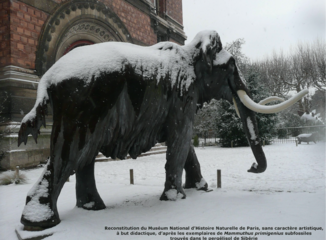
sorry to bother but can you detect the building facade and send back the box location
[0,0,186,170]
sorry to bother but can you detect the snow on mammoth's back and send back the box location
[41,41,195,90]
[28,41,197,120]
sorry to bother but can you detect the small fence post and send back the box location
[295,140,298,147]
[15,166,19,178]
[217,169,221,188]
[263,139,265,147]
[130,169,134,185]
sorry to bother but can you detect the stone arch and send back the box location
[35,0,133,76]
[55,17,124,61]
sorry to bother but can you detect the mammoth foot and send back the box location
[160,185,186,201]
[77,198,106,210]
[160,189,186,201]
[184,178,208,191]
[80,201,106,211]
[21,179,61,230]
[21,214,61,231]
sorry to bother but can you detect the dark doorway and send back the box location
[63,40,94,55]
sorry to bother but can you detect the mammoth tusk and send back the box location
[233,96,283,117]
[237,89,309,114]
[232,98,240,118]
[258,96,285,105]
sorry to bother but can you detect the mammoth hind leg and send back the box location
[76,158,106,210]
[184,145,208,191]
[21,157,74,230]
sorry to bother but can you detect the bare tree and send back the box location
[257,50,291,96]
[224,38,249,71]
[256,39,326,114]
[311,39,326,91]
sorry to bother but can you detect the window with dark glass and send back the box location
[156,0,166,18]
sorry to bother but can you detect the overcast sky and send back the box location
[183,0,325,61]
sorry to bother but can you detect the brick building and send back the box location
[0,0,186,170]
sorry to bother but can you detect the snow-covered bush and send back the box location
[0,171,27,185]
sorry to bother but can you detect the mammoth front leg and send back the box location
[184,145,208,191]
[160,120,193,201]
[76,158,106,210]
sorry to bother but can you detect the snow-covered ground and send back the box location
[0,142,325,240]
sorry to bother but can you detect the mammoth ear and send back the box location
[195,30,223,72]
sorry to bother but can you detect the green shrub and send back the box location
[193,135,199,147]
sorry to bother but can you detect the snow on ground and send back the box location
[0,142,325,240]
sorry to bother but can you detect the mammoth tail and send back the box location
[18,98,48,147]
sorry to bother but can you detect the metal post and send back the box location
[217,169,221,188]
[130,169,134,185]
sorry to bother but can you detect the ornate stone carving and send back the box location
[62,22,116,43]
[36,0,133,76]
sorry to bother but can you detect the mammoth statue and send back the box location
[18,30,308,230]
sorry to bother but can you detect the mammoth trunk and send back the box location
[234,96,267,173]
